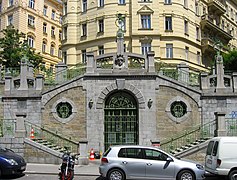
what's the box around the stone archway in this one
[104,91,138,150]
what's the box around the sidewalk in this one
[25,159,100,176]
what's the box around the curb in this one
[24,171,99,176]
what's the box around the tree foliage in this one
[223,50,237,71]
[0,26,42,69]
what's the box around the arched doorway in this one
[104,91,138,150]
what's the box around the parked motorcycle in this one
[58,149,79,180]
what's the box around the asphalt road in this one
[0,174,226,180]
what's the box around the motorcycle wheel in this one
[64,171,74,180]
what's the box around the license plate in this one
[21,166,26,170]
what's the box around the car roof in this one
[109,145,160,150]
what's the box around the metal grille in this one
[104,92,138,150]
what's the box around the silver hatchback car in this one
[99,145,205,180]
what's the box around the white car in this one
[99,145,205,180]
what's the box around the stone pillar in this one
[28,63,34,77]
[15,113,26,138]
[86,52,95,74]
[216,54,225,89]
[147,51,155,73]
[177,63,189,84]
[5,75,12,92]
[35,74,44,91]
[55,62,67,83]
[233,72,237,93]
[215,112,227,136]
[200,72,209,90]
[79,140,89,165]
[18,56,29,90]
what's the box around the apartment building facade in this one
[0,0,63,69]
[62,0,237,72]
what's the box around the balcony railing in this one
[207,0,226,15]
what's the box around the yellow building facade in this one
[62,0,237,72]
[0,0,62,68]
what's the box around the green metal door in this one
[104,91,138,150]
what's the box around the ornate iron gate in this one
[104,92,138,150]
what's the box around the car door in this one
[144,148,175,179]
[205,140,218,172]
[118,148,146,179]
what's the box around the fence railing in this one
[226,118,237,136]
[160,120,216,153]
[25,121,79,153]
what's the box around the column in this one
[215,112,227,137]
[86,52,95,74]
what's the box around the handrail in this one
[160,120,216,153]
[25,120,79,153]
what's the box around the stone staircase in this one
[170,138,210,158]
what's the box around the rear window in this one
[118,148,142,159]
[206,141,214,155]
[103,147,112,157]
[212,142,219,156]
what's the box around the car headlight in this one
[196,164,204,170]
[6,159,18,165]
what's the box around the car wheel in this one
[229,170,237,180]
[107,169,125,180]
[177,170,195,180]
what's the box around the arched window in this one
[42,41,47,53]
[50,44,55,55]
[28,35,34,48]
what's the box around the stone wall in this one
[156,85,200,141]
[24,143,61,164]
[42,86,86,141]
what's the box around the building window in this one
[50,44,55,55]
[171,101,187,118]
[184,0,188,8]
[184,20,188,35]
[82,0,87,12]
[0,2,2,13]
[221,20,225,30]
[51,26,55,38]
[118,0,125,5]
[195,1,199,15]
[51,10,56,20]
[164,0,171,4]
[98,46,104,55]
[165,16,172,31]
[166,44,173,58]
[197,51,200,64]
[59,15,63,24]
[8,14,13,25]
[63,51,67,64]
[43,6,47,16]
[43,23,47,33]
[28,0,35,9]
[226,5,229,16]
[59,30,62,40]
[196,27,200,40]
[63,2,67,15]
[28,35,34,48]
[28,15,35,27]
[42,41,47,52]
[185,46,189,60]
[58,48,62,58]
[99,0,104,7]
[9,0,14,7]
[141,15,151,29]
[82,23,87,36]
[82,50,87,63]
[141,42,151,55]
[98,19,104,33]
[63,27,67,40]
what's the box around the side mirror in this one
[166,157,173,162]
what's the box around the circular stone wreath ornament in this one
[51,98,77,123]
[166,96,191,123]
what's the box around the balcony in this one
[201,15,232,43]
[207,0,226,15]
